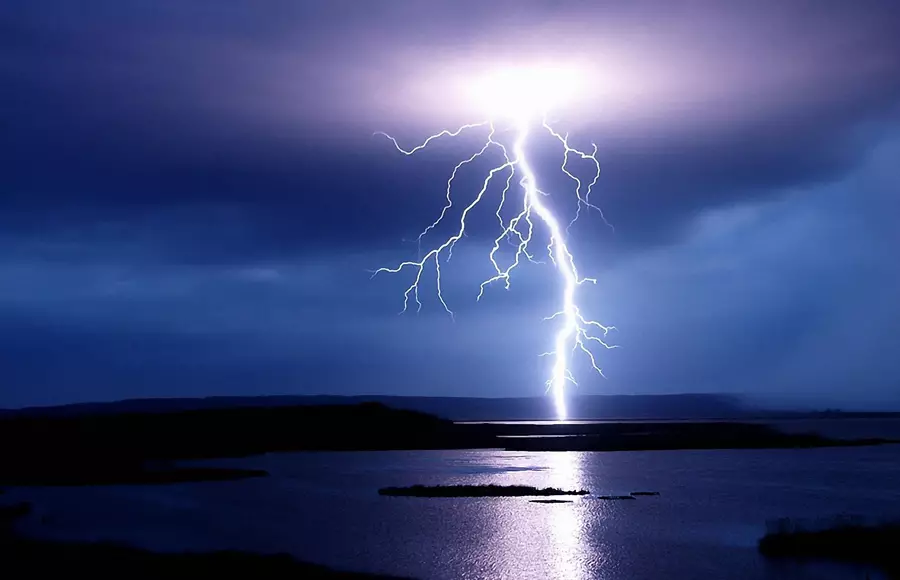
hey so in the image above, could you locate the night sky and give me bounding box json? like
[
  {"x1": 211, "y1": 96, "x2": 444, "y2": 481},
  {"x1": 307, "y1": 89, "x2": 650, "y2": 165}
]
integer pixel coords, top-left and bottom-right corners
[{"x1": 2, "y1": 1, "x2": 899, "y2": 409}]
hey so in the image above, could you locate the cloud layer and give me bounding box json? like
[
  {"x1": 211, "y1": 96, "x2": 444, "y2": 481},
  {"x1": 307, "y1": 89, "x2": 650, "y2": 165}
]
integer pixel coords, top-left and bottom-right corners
[{"x1": 1, "y1": 0, "x2": 899, "y2": 408}]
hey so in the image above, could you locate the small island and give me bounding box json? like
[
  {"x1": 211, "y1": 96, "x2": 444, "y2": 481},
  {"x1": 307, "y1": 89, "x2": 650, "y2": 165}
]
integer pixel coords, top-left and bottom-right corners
[{"x1": 379, "y1": 484, "x2": 589, "y2": 497}]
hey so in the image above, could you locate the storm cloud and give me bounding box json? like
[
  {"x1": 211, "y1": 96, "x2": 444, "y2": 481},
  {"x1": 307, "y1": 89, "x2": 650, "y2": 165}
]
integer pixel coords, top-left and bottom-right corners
[{"x1": 1, "y1": 0, "x2": 899, "y2": 408}]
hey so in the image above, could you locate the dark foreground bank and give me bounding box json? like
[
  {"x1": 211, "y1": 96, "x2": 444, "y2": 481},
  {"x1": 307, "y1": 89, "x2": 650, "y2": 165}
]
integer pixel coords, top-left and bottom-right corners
[
  {"x1": 0, "y1": 503, "x2": 406, "y2": 579},
  {"x1": 759, "y1": 518, "x2": 900, "y2": 578}
]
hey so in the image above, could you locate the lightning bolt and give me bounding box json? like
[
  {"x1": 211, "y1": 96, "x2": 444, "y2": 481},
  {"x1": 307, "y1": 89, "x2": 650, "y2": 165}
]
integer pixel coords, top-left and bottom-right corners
[{"x1": 373, "y1": 116, "x2": 616, "y2": 420}]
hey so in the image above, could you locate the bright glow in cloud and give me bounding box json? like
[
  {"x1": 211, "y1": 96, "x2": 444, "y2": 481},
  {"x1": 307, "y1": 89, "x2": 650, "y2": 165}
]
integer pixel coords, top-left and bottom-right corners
[{"x1": 465, "y1": 65, "x2": 583, "y2": 121}]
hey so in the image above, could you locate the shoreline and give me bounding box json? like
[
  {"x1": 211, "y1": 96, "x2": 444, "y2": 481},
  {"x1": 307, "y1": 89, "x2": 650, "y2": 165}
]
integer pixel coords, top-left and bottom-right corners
[{"x1": 1, "y1": 403, "x2": 895, "y2": 488}]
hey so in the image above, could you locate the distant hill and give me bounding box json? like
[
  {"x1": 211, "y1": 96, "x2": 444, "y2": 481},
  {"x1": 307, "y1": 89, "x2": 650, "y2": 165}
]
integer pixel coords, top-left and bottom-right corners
[{"x1": 0, "y1": 393, "x2": 766, "y2": 421}]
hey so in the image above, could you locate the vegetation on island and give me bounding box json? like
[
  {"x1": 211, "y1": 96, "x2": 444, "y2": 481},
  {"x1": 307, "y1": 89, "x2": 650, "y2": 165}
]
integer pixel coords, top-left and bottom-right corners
[
  {"x1": 379, "y1": 484, "x2": 589, "y2": 497},
  {"x1": 759, "y1": 517, "x2": 900, "y2": 577}
]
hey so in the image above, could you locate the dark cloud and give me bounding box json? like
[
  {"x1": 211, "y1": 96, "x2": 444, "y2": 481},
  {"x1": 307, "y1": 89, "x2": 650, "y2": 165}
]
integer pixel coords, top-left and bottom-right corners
[
  {"x1": 4, "y1": 0, "x2": 900, "y2": 254},
  {"x1": 1, "y1": 1, "x2": 899, "y2": 407}
]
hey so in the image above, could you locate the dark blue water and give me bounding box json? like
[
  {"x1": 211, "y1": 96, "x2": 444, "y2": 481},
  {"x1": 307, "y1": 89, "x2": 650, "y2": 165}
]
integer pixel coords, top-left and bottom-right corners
[{"x1": 7, "y1": 421, "x2": 900, "y2": 579}]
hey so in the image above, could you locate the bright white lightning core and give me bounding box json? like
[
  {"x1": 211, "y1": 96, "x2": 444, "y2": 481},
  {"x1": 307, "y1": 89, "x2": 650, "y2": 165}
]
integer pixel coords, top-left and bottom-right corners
[{"x1": 374, "y1": 68, "x2": 616, "y2": 421}]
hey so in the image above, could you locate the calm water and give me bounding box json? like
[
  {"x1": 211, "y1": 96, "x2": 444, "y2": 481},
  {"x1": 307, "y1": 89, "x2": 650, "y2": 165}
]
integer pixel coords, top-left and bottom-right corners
[{"x1": 7, "y1": 422, "x2": 900, "y2": 580}]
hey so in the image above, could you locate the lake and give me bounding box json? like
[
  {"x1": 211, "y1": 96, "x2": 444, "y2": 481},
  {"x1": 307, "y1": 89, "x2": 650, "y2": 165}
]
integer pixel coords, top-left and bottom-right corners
[{"x1": 7, "y1": 420, "x2": 900, "y2": 579}]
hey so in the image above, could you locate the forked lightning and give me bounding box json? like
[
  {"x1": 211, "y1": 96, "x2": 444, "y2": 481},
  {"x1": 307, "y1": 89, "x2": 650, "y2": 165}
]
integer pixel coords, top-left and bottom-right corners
[{"x1": 374, "y1": 83, "x2": 616, "y2": 420}]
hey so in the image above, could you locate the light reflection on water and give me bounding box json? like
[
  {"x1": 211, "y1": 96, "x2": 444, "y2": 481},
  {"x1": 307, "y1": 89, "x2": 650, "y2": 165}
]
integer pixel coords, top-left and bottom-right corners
[
  {"x1": 467, "y1": 451, "x2": 590, "y2": 579},
  {"x1": 7, "y1": 445, "x2": 900, "y2": 580},
  {"x1": 545, "y1": 452, "x2": 588, "y2": 580}
]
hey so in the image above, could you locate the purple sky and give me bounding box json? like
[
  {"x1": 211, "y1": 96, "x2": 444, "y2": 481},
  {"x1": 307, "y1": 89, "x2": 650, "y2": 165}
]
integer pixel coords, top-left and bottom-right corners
[{"x1": 2, "y1": 0, "x2": 899, "y2": 409}]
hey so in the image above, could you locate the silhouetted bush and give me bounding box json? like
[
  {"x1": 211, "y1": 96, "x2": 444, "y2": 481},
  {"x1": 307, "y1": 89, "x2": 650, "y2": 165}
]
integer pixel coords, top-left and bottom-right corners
[{"x1": 759, "y1": 517, "x2": 900, "y2": 576}]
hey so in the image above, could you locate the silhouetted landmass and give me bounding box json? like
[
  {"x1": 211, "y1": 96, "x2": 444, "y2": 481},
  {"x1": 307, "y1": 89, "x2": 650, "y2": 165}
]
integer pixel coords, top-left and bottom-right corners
[
  {"x1": 0, "y1": 403, "x2": 892, "y2": 487},
  {"x1": 529, "y1": 499, "x2": 572, "y2": 504},
  {"x1": 596, "y1": 495, "x2": 636, "y2": 500},
  {"x1": 4, "y1": 394, "x2": 899, "y2": 423},
  {"x1": 630, "y1": 491, "x2": 660, "y2": 496},
  {"x1": 759, "y1": 518, "x2": 900, "y2": 577},
  {"x1": 0, "y1": 501, "x2": 31, "y2": 523},
  {"x1": 0, "y1": 503, "x2": 406, "y2": 579},
  {"x1": 0, "y1": 402, "x2": 461, "y2": 486},
  {"x1": 494, "y1": 421, "x2": 895, "y2": 452},
  {"x1": 379, "y1": 484, "x2": 589, "y2": 497},
  {"x1": 0, "y1": 402, "x2": 453, "y2": 459}
]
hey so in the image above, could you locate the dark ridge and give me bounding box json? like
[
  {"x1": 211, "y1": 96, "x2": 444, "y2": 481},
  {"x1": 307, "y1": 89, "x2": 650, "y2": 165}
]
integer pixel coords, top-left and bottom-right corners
[
  {"x1": 0, "y1": 402, "x2": 465, "y2": 486},
  {"x1": 630, "y1": 491, "x2": 660, "y2": 496},
  {"x1": 0, "y1": 393, "x2": 760, "y2": 421},
  {"x1": 0, "y1": 503, "x2": 406, "y2": 579},
  {"x1": 596, "y1": 495, "x2": 637, "y2": 500},
  {"x1": 0, "y1": 501, "x2": 32, "y2": 525},
  {"x1": 529, "y1": 499, "x2": 573, "y2": 504},
  {"x1": 0, "y1": 402, "x2": 453, "y2": 460},
  {"x1": 759, "y1": 518, "x2": 900, "y2": 576},
  {"x1": 378, "y1": 485, "x2": 589, "y2": 497}
]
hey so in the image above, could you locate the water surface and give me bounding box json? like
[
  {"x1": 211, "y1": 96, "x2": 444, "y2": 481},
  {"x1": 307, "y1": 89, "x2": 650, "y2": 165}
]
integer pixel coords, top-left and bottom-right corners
[{"x1": 10, "y1": 441, "x2": 900, "y2": 579}]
